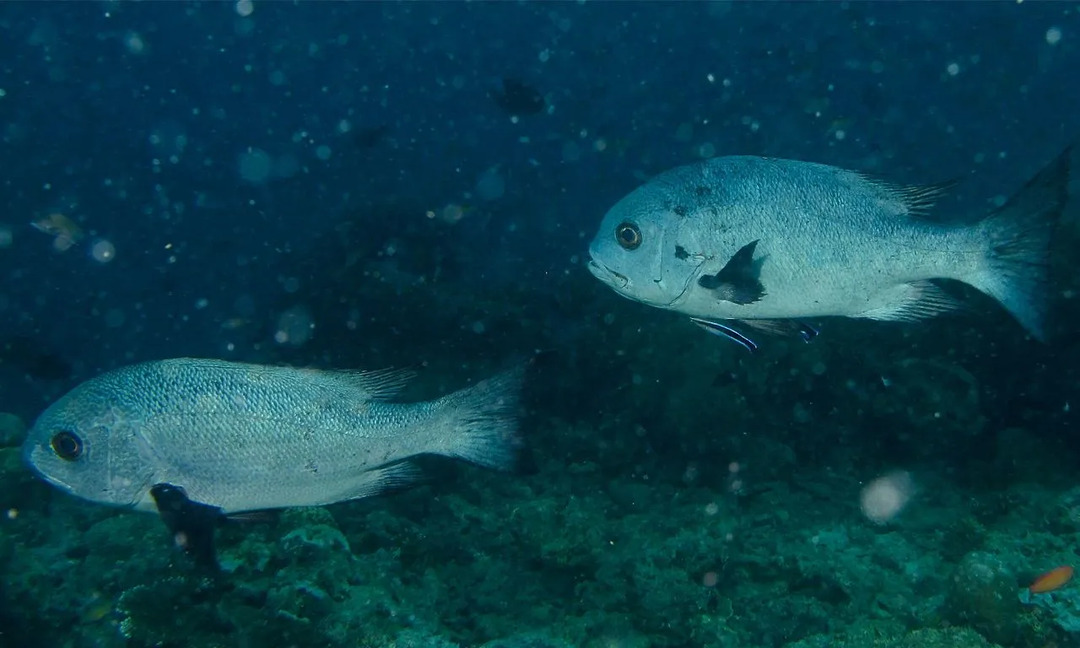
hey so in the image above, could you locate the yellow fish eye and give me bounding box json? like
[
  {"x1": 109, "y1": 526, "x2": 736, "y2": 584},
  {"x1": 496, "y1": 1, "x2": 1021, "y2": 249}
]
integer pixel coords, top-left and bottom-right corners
[
  {"x1": 615, "y1": 222, "x2": 642, "y2": 250},
  {"x1": 50, "y1": 430, "x2": 84, "y2": 461}
]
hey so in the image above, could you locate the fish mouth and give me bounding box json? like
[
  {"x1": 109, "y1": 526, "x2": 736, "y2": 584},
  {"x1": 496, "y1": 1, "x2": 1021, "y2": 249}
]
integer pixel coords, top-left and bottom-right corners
[{"x1": 587, "y1": 259, "x2": 629, "y2": 289}]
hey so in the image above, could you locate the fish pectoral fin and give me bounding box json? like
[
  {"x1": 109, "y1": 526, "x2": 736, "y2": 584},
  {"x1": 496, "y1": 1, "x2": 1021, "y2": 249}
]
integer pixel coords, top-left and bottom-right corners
[
  {"x1": 149, "y1": 483, "x2": 225, "y2": 571},
  {"x1": 689, "y1": 317, "x2": 758, "y2": 352},
  {"x1": 696, "y1": 240, "x2": 766, "y2": 305},
  {"x1": 739, "y1": 319, "x2": 820, "y2": 343},
  {"x1": 854, "y1": 280, "x2": 962, "y2": 322}
]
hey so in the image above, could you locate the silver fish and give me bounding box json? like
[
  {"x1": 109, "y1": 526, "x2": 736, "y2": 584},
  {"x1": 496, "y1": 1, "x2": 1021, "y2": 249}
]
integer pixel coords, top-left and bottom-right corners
[
  {"x1": 588, "y1": 149, "x2": 1070, "y2": 350},
  {"x1": 22, "y1": 358, "x2": 523, "y2": 514}
]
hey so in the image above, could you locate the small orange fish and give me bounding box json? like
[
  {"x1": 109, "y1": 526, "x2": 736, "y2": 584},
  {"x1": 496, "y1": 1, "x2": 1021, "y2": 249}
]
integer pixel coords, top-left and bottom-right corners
[{"x1": 1029, "y1": 565, "x2": 1074, "y2": 594}]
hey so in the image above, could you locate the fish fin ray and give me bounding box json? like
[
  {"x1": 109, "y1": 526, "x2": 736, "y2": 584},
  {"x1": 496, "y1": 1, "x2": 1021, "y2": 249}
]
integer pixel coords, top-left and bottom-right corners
[
  {"x1": 854, "y1": 173, "x2": 961, "y2": 220},
  {"x1": 738, "y1": 319, "x2": 820, "y2": 342},
  {"x1": 431, "y1": 366, "x2": 525, "y2": 471},
  {"x1": 697, "y1": 239, "x2": 766, "y2": 304},
  {"x1": 855, "y1": 280, "x2": 961, "y2": 322},
  {"x1": 965, "y1": 146, "x2": 1070, "y2": 341},
  {"x1": 340, "y1": 461, "x2": 424, "y2": 501},
  {"x1": 324, "y1": 367, "x2": 417, "y2": 400}
]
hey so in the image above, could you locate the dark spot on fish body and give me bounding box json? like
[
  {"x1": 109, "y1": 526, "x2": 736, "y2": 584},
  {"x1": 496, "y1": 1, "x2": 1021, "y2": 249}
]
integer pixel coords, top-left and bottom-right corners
[
  {"x1": 673, "y1": 205, "x2": 688, "y2": 217},
  {"x1": 674, "y1": 245, "x2": 690, "y2": 260},
  {"x1": 694, "y1": 186, "x2": 712, "y2": 197}
]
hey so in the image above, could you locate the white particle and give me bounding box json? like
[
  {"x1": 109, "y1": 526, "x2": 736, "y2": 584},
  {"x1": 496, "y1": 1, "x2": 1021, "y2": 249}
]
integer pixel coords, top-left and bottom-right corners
[
  {"x1": 0, "y1": 225, "x2": 11, "y2": 248},
  {"x1": 315, "y1": 145, "x2": 332, "y2": 161},
  {"x1": 946, "y1": 62, "x2": 960, "y2": 76},
  {"x1": 860, "y1": 471, "x2": 914, "y2": 525},
  {"x1": 1046, "y1": 27, "x2": 1062, "y2": 46},
  {"x1": 195, "y1": 298, "x2": 209, "y2": 310},
  {"x1": 236, "y1": 0, "x2": 254, "y2": 17},
  {"x1": 124, "y1": 32, "x2": 145, "y2": 55},
  {"x1": 834, "y1": 129, "x2": 846, "y2": 141}
]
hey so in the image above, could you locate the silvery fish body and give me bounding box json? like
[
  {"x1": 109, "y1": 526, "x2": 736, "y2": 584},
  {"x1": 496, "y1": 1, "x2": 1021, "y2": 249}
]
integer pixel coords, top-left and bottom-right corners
[
  {"x1": 588, "y1": 151, "x2": 1070, "y2": 348},
  {"x1": 23, "y1": 358, "x2": 521, "y2": 514}
]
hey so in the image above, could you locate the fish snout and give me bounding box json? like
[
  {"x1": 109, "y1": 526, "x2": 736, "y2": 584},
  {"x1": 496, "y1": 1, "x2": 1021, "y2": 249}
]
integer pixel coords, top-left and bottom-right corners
[{"x1": 587, "y1": 259, "x2": 629, "y2": 289}]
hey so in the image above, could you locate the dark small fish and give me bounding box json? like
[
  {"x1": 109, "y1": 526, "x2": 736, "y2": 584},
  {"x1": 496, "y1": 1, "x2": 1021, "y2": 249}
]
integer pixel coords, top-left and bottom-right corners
[
  {"x1": 352, "y1": 124, "x2": 390, "y2": 149},
  {"x1": 492, "y1": 78, "x2": 545, "y2": 116},
  {"x1": 0, "y1": 336, "x2": 73, "y2": 380}
]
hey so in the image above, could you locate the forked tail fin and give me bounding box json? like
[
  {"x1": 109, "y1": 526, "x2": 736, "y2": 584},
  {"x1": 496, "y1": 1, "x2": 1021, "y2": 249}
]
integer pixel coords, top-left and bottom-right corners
[
  {"x1": 970, "y1": 147, "x2": 1071, "y2": 341},
  {"x1": 432, "y1": 366, "x2": 525, "y2": 471}
]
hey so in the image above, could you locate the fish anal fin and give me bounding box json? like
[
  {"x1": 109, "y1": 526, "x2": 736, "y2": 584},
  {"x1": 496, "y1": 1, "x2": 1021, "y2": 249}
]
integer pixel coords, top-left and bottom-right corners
[
  {"x1": 855, "y1": 280, "x2": 961, "y2": 322},
  {"x1": 697, "y1": 239, "x2": 766, "y2": 305},
  {"x1": 149, "y1": 483, "x2": 225, "y2": 571},
  {"x1": 339, "y1": 461, "x2": 424, "y2": 503}
]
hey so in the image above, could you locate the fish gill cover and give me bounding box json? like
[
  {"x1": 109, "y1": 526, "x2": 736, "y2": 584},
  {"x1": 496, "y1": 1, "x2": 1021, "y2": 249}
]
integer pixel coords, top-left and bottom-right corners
[{"x1": 0, "y1": 2, "x2": 1078, "y2": 648}]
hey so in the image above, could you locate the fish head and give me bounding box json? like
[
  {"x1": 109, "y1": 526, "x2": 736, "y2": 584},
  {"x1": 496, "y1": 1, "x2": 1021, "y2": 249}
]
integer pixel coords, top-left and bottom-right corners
[
  {"x1": 588, "y1": 177, "x2": 707, "y2": 309},
  {"x1": 22, "y1": 377, "x2": 155, "y2": 509}
]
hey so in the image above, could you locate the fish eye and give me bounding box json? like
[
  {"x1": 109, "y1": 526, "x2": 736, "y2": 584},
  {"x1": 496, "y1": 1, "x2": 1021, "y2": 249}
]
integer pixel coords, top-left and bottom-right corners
[
  {"x1": 50, "y1": 431, "x2": 83, "y2": 461},
  {"x1": 615, "y1": 222, "x2": 642, "y2": 250}
]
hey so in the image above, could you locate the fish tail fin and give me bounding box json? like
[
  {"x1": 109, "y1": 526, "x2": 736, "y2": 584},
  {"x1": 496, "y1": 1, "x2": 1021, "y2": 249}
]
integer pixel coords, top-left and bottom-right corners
[
  {"x1": 431, "y1": 365, "x2": 525, "y2": 471},
  {"x1": 970, "y1": 147, "x2": 1071, "y2": 341}
]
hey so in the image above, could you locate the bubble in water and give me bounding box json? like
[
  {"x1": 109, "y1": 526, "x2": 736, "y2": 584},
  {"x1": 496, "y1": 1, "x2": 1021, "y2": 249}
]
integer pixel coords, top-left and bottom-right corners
[
  {"x1": 860, "y1": 471, "x2": 914, "y2": 525},
  {"x1": 91, "y1": 239, "x2": 116, "y2": 263},
  {"x1": 476, "y1": 165, "x2": 505, "y2": 201},
  {"x1": 275, "y1": 305, "x2": 313, "y2": 346},
  {"x1": 238, "y1": 148, "x2": 273, "y2": 184}
]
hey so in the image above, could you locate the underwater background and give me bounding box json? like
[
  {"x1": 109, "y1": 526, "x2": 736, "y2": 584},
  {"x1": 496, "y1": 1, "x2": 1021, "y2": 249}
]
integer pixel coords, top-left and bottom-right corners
[{"x1": 2, "y1": 2, "x2": 1080, "y2": 647}]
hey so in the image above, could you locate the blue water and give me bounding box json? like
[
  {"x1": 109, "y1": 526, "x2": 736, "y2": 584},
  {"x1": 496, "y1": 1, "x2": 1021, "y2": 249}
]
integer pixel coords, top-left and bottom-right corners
[{"x1": 2, "y1": 3, "x2": 1079, "y2": 647}]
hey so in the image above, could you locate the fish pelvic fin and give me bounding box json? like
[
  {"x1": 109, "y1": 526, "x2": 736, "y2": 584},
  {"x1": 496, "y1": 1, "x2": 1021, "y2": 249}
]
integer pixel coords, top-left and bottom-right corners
[
  {"x1": 969, "y1": 146, "x2": 1071, "y2": 341},
  {"x1": 431, "y1": 366, "x2": 525, "y2": 471}
]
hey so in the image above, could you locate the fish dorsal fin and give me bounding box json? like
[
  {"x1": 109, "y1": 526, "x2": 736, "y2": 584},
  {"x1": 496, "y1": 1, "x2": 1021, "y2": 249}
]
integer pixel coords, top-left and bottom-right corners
[
  {"x1": 323, "y1": 367, "x2": 417, "y2": 400},
  {"x1": 853, "y1": 173, "x2": 961, "y2": 220}
]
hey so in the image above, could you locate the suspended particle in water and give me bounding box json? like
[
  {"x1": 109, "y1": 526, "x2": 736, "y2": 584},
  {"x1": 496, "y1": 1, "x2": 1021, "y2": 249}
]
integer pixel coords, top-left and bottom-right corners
[
  {"x1": 275, "y1": 305, "x2": 313, "y2": 346},
  {"x1": 236, "y1": 0, "x2": 254, "y2": 17},
  {"x1": 860, "y1": 471, "x2": 914, "y2": 525},
  {"x1": 90, "y1": 239, "x2": 116, "y2": 263}
]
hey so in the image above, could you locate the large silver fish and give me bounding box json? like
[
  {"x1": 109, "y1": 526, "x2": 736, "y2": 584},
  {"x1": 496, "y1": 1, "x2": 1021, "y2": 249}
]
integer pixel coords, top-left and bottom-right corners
[
  {"x1": 587, "y1": 149, "x2": 1071, "y2": 351},
  {"x1": 23, "y1": 358, "x2": 522, "y2": 515}
]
